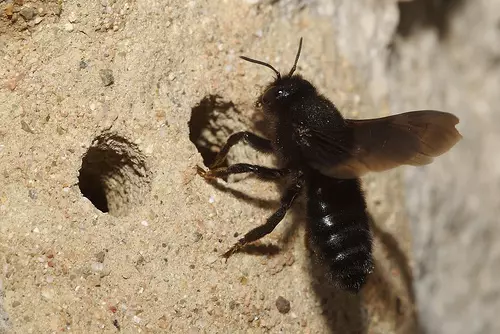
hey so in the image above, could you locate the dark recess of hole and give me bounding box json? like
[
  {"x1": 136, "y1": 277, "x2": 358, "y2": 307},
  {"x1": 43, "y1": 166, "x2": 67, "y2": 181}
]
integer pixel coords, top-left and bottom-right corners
[
  {"x1": 79, "y1": 168, "x2": 109, "y2": 213},
  {"x1": 397, "y1": 0, "x2": 465, "y2": 39},
  {"x1": 78, "y1": 134, "x2": 142, "y2": 214},
  {"x1": 188, "y1": 94, "x2": 238, "y2": 167},
  {"x1": 79, "y1": 142, "x2": 126, "y2": 213}
]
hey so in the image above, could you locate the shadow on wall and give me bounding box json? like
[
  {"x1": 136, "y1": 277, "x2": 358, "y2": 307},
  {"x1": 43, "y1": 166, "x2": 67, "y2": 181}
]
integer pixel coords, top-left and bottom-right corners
[
  {"x1": 307, "y1": 251, "x2": 367, "y2": 334},
  {"x1": 305, "y1": 213, "x2": 422, "y2": 334},
  {"x1": 188, "y1": 95, "x2": 240, "y2": 168},
  {"x1": 397, "y1": 0, "x2": 466, "y2": 39}
]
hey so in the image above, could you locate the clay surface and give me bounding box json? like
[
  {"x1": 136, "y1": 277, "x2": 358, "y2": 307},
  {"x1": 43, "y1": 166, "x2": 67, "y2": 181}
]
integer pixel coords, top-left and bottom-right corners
[{"x1": 1, "y1": 0, "x2": 496, "y2": 333}]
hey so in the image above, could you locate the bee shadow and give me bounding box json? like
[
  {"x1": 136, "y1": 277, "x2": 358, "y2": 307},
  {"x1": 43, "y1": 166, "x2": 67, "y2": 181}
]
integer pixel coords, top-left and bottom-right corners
[
  {"x1": 304, "y1": 228, "x2": 368, "y2": 334},
  {"x1": 208, "y1": 179, "x2": 279, "y2": 210},
  {"x1": 367, "y1": 214, "x2": 423, "y2": 334},
  {"x1": 368, "y1": 214, "x2": 416, "y2": 305}
]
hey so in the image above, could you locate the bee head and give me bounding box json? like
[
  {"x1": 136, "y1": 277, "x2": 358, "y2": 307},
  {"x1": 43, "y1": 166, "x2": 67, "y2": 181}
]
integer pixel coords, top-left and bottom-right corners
[
  {"x1": 259, "y1": 75, "x2": 315, "y2": 109},
  {"x1": 240, "y1": 38, "x2": 315, "y2": 111}
]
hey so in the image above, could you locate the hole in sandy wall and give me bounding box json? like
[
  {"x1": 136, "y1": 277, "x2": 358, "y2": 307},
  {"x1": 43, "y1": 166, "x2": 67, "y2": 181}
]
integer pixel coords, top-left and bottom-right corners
[
  {"x1": 78, "y1": 133, "x2": 151, "y2": 217},
  {"x1": 188, "y1": 94, "x2": 246, "y2": 167}
]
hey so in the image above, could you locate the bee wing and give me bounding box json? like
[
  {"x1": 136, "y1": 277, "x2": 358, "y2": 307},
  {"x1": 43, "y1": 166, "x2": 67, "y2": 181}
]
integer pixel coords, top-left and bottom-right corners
[{"x1": 307, "y1": 110, "x2": 462, "y2": 179}]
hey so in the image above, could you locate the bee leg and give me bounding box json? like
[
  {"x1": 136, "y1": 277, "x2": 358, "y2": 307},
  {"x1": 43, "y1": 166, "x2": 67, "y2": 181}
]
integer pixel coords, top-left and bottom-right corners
[
  {"x1": 211, "y1": 132, "x2": 273, "y2": 168},
  {"x1": 223, "y1": 177, "x2": 304, "y2": 259},
  {"x1": 198, "y1": 163, "x2": 289, "y2": 181}
]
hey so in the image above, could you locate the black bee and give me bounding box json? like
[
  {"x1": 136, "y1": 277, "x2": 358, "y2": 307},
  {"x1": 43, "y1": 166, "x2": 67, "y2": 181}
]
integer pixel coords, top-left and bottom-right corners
[{"x1": 197, "y1": 39, "x2": 462, "y2": 292}]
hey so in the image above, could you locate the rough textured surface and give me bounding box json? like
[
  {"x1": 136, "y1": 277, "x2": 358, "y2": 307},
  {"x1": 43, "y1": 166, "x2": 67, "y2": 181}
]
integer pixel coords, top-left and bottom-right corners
[
  {"x1": 0, "y1": 0, "x2": 492, "y2": 333},
  {"x1": 390, "y1": 1, "x2": 500, "y2": 333}
]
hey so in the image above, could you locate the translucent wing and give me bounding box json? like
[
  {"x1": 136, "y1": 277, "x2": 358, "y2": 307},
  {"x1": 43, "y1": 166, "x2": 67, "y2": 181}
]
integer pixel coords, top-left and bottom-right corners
[{"x1": 306, "y1": 110, "x2": 462, "y2": 179}]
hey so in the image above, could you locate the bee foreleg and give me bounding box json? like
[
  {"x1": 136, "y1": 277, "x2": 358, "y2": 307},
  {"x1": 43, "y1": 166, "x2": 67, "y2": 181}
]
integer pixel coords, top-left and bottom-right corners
[{"x1": 198, "y1": 163, "x2": 289, "y2": 181}]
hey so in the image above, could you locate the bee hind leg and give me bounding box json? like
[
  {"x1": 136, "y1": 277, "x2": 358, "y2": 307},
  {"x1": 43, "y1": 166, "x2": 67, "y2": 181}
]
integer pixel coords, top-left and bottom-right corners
[{"x1": 223, "y1": 177, "x2": 304, "y2": 259}]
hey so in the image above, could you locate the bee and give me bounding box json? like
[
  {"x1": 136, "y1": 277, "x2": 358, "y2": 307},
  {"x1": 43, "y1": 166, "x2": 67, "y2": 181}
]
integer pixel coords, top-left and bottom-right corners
[{"x1": 197, "y1": 39, "x2": 462, "y2": 292}]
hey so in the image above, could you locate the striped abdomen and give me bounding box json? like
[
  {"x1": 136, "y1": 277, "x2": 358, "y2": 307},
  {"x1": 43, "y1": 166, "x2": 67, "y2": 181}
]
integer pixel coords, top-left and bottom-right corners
[{"x1": 307, "y1": 171, "x2": 373, "y2": 292}]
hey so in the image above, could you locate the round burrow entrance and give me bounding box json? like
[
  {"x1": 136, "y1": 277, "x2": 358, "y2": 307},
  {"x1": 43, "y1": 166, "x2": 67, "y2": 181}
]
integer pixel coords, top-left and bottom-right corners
[
  {"x1": 78, "y1": 133, "x2": 151, "y2": 217},
  {"x1": 188, "y1": 94, "x2": 249, "y2": 167}
]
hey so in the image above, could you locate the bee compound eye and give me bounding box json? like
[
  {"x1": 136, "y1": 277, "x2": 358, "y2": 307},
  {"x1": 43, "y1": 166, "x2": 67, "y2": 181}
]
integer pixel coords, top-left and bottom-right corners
[
  {"x1": 261, "y1": 95, "x2": 270, "y2": 105},
  {"x1": 262, "y1": 87, "x2": 276, "y2": 105}
]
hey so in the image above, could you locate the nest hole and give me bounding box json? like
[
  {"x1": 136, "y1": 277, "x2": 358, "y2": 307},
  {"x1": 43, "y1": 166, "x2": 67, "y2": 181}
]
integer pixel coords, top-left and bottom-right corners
[
  {"x1": 188, "y1": 94, "x2": 246, "y2": 167},
  {"x1": 78, "y1": 133, "x2": 151, "y2": 217}
]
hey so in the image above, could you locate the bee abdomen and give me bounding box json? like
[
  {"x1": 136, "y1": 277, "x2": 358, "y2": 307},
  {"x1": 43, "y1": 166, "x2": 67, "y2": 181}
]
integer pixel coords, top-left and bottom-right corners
[{"x1": 308, "y1": 212, "x2": 373, "y2": 292}]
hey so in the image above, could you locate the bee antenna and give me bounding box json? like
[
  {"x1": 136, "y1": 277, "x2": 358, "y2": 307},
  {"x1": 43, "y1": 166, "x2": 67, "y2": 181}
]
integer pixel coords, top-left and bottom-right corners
[
  {"x1": 239, "y1": 56, "x2": 281, "y2": 80},
  {"x1": 288, "y1": 37, "x2": 303, "y2": 77}
]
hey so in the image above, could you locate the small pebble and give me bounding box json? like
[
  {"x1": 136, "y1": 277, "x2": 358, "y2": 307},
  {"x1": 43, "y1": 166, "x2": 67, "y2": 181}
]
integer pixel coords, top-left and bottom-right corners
[
  {"x1": 21, "y1": 120, "x2": 34, "y2": 134},
  {"x1": 41, "y1": 287, "x2": 54, "y2": 300},
  {"x1": 206, "y1": 255, "x2": 218, "y2": 264},
  {"x1": 136, "y1": 255, "x2": 146, "y2": 266},
  {"x1": 91, "y1": 262, "x2": 104, "y2": 272},
  {"x1": 132, "y1": 315, "x2": 141, "y2": 324},
  {"x1": 68, "y1": 12, "x2": 77, "y2": 23},
  {"x1": 28, "y1": 189, "x2": 37, "y2": 200},
  {"x1": 100, "y1": 269, "x2": 111, "y2": 278},
  {"x1": 95, "y1": 251, "x2": 106, "y2": 263},
  {"x1": 5, "y1": 75, "x2": 19, "y2": 91},
  {"x1": 275, "y1": 296, "x2": 291, "y2": 314},
  {"x1": 32, "y1": 227, "x2": 40, "y2": 233},
  {"x1": 79, "y1": 60, "x2": 88, "y2": 69},
  {"x1": 99, "y1": 69, "x2": 114, "y2": 86},
  {"x1": 141, "y1": 220, "x2": 149, "y2": 227},
  {"x1": 20, "y1": 6, "x2": 36, "y2": 21},
  {"x1": 157, "y1": 316, "x2": 168, "y2": 329},
  {"x1": 64, "y1": 22, "x2": 74, "y2": 32},
  {"x1": 4, "y1": 3, "x2": 13, "y2": 18},
  {"x1": 208, "y1": 196, "x2": 215, "y2": 203},
  {"x1": 193, "y1": 232, "x2": 203, "y2": 242}
]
